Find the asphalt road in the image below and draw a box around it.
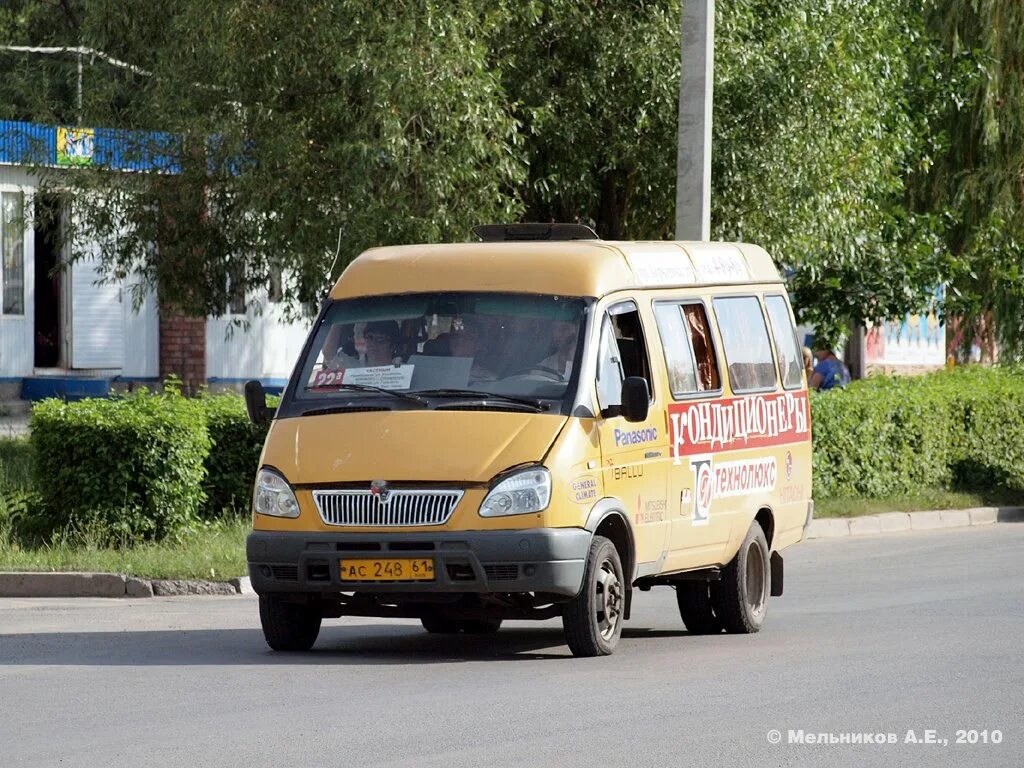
[2,525,1023,768]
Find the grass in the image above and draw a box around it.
[0,436,32,495]
[1,436,248,580]
[814,487,1024,519]
[0,517,249,580]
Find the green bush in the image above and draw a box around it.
[201,394,271,517]
[30,392,210,542]
[812,367,1024,499]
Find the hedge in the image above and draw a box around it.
[9,367,1024,542]
[202,393,271,517]
[31,392,210,541]
[812,367,1024,499]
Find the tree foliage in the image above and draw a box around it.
[0,0,1018,352]
[2,0,525,317]
[909,0,1024,359]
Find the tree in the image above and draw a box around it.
[2,0,525,318]
[0,0,962,346]
[910,0,1024,360]
[494,1,681,240]
[712,0,948,345]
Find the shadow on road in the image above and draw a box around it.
[0,623,694,666]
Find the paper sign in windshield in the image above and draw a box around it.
[311,365,415,391]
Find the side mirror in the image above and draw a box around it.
[599,378,650,422]
[244,380,275,425]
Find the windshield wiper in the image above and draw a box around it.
[315,383,428,406]
[410,388,550,412]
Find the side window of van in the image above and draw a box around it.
[653,301,721,397]
[712,296,777,393]
[764,295,804,389]
[596,302,652,409]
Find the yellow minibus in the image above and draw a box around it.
[245,223,813,656]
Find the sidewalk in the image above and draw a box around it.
[806,505,1024,539]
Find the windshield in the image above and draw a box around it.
[291,292,588,407]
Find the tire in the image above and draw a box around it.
[259,595,322,651]
[675,582,722,634]
[421,617,502,634]
[711,522,771,634]
[562,535,626,657]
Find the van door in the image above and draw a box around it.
[654,299,734,572]
[595,301,670,571]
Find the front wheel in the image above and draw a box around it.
[711,523,770,634]
[562,535,625,657]
[259,595,322,651]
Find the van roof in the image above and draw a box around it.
[330,240,783,300]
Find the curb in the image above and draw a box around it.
[0,573,252,599]
[805,506,1024,540]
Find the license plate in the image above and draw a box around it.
[339,557,435,582]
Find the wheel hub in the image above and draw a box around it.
[596,560,622,640]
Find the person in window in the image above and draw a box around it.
[362,320,402,367]
[810,345,851,391]
[323,324,360,368]
[684,306,719,390]
[538,319,578,379]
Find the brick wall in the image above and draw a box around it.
[159,305,206,393]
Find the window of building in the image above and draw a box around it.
[1,192,25,315]
[764,295,804,389]
[712,296,777,392]
[596,301,652,411]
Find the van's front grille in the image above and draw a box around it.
[312,489,463,527]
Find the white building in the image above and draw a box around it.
[0,120,308,402]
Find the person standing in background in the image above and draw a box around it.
[810,346,850,391]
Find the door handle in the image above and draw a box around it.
[644,451,662,458]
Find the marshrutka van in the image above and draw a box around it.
[244,223,813,657]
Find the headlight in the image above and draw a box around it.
[479,467,551,517]
[253,468,300,518]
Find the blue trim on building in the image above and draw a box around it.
[208,377,288,395]
[0,119,180,173]
[21,376,112,402]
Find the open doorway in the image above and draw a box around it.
[33,193,64,368]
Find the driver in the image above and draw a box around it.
[538,319,577,379]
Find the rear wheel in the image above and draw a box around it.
[259,595,322,651]
[562,535,625,657]
[420,617,502,634]
[711,523,770,634]
[675,582,722,634]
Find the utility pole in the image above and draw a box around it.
[675,0,715,241]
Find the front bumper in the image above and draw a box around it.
[247,528,591,597]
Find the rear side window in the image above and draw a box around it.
[764,295,803,389]
[712,296,777,393]
[653,302,721,397]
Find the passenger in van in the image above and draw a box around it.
[538,319,578,379]
[684,305,720,390]
[361,320,403,367]
[810,345,851,391]
[323,323,360,368]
